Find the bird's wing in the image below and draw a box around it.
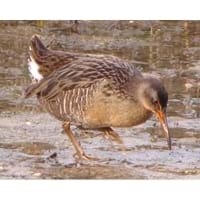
[29,35,82,77]
[24,55,142,101]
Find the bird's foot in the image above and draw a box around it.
[73,152,99,161]
[103,130,126,153]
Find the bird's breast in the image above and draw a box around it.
[83,92,152,128]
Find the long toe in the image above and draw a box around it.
[73,152,100,161]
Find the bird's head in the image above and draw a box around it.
[138,77,171,150]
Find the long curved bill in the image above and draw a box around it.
[156,110,171,150]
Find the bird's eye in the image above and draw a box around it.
[153,100,158,105]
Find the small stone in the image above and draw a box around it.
[48,152,57,159]
[26,121,31,125]
[33,172,41,177]
[181,145,186,149]
[185,83,193,90]
[0,166,4,171]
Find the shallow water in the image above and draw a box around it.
[0,21,199,179]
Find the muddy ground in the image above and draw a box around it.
[0,21,200,179]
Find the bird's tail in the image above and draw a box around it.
[28,35,79,81]
[29,35,51,65]
[28,35,52,80]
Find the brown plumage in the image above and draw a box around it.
[25,35,171,160]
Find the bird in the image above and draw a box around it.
[24,35,171,160]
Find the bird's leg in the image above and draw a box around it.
[63,121,98,161]
[100,127,126,152]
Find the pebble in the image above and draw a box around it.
[26,121,31,125]
[33,172,41,177]
[185,83,193,90]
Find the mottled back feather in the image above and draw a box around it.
[25,55,142,101]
